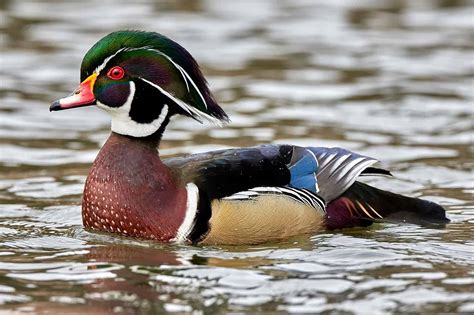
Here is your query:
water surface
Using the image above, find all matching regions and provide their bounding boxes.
[0,0,473,313]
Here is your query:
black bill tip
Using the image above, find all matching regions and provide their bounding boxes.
[50,100,62,112]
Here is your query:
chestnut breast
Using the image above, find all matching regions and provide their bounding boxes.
[82,133,187,241]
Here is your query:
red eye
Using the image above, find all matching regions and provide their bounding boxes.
[107,66,125,80]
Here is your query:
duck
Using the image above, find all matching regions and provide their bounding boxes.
[50,30,449,245]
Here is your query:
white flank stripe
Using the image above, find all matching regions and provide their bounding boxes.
[228,186,326,215]
[172,183,199,243]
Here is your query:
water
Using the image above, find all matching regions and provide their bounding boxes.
[1,0,473,313]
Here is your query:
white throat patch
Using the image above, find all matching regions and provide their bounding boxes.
[97,81,169,137]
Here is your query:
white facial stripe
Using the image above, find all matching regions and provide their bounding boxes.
[172,183,199,243]
[97,81,170,137]
[93,45,211,110]
[96,46,208,109]
[144,48,208,109]
[139,77,192,116]
[139,77,223,126]
[152,50,190,92]
[95,48,127,74]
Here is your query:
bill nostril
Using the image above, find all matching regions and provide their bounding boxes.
[69,88,81,96]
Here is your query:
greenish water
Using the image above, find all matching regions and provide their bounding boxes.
[0,0,473,314]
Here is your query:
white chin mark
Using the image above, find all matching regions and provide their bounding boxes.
[97,81,169,137]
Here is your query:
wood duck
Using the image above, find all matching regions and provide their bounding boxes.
[50,30,449,245]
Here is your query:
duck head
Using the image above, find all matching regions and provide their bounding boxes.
[50,30,228,137]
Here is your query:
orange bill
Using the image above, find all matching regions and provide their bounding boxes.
[50,73,97,111]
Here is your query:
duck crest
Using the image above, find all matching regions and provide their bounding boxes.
[81,30,229,125]
[82,133,188,241]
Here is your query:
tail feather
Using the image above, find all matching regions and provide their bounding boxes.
[360,167,393,177]
[326,181,449,229]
